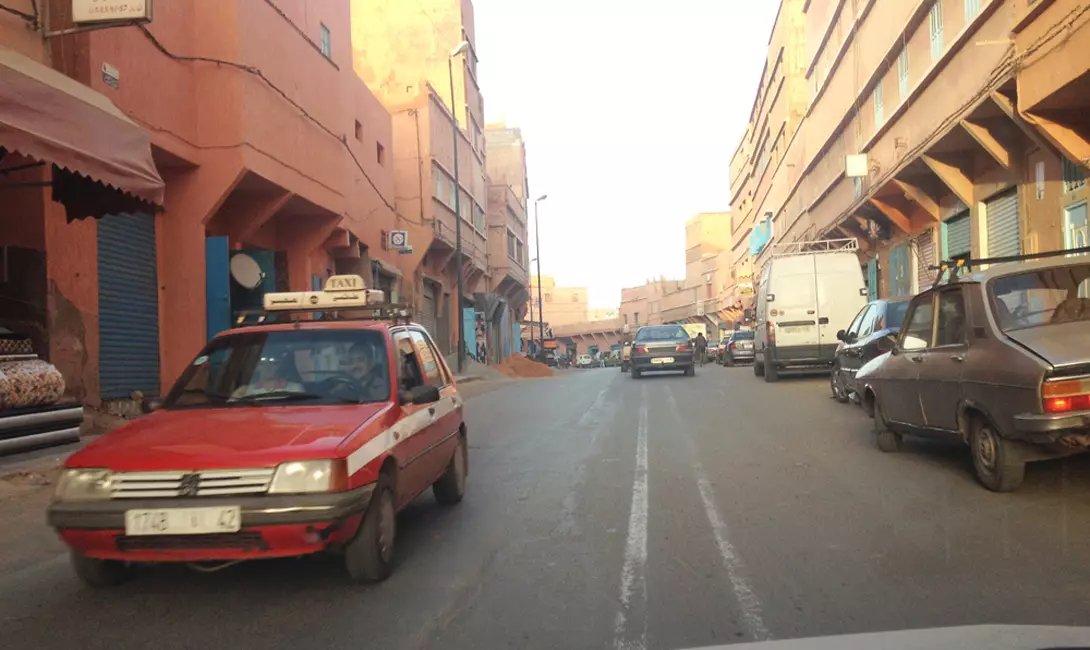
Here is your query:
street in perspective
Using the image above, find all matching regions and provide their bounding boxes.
[3,1,1090,649]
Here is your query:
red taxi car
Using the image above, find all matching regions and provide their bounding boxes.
[48,276,467,586]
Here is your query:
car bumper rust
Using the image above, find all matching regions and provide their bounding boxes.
[49,483,375,562]
[1013,409,1090,446]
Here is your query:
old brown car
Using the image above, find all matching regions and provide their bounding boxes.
[857,254,1090,492]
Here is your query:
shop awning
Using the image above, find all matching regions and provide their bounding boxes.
[0,45,164,221]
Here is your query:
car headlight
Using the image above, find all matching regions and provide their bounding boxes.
[268,460,338,494]
[55,468,113,502]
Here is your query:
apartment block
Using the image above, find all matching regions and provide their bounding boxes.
[732,0,1090,306]
[530,276,590,329]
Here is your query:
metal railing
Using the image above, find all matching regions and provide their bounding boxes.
[770,238,859,258]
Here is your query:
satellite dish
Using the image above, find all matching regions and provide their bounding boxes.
[230,253,265,289]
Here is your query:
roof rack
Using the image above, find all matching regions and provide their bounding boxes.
[770,238,859,258]
[234,304,413,328]
[929,245,1090,289]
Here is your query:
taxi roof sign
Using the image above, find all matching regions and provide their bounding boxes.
[263,275,385,311]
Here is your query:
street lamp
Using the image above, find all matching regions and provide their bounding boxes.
[534,194,548,355]
[449,40,470,373]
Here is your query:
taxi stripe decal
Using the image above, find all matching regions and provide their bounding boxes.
[346,394,461,476]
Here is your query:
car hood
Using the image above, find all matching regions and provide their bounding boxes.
[682,625,1090,650]
[1005,321,1090,369]
[68,404,390,471]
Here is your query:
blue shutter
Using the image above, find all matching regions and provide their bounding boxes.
[867,258,879,301]
[890,243,912,297]
[462,307,477,362]
[97,213,160,398]
[205,237,230,340]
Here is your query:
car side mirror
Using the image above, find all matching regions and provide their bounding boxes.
[879,335,898,354]
[141,396,164,414]
[406,384,440,405]
[836,329,846,342]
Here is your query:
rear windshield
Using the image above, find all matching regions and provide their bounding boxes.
[990,263,1090,331]
[886,301,910,329]
[635,325,688,341]
[730,331,754,340]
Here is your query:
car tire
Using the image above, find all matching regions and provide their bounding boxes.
[830,366,849,403]
[685,365,695,377]
[345,476,396,583]
[753,354,765,377]
[70,551,131,588]
[873,399,902,453]
[433,435,467,506]
[970,418,1025,493]
[763,354,779,383]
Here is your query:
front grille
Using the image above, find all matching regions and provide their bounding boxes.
[111,468,275,499]
[115,532,267,552]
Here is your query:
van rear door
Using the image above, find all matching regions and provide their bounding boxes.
[768,255,821,353]
[814,253,868,360]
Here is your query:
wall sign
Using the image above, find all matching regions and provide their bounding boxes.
[72,0,153,25]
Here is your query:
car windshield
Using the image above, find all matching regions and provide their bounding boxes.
[731,331,755,340]
[990,263,1090,331]
[164,329,390,408]
[635,326,688,341]
[886,301,910,329]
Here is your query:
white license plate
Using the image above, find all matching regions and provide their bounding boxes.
[651,357,674,364]
[125,506,242,536]
[738,342,752,350]
[780,326,810,335]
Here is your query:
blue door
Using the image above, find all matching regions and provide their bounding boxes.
[890,243,912,297]
[867,258,878,301]
[205,237,230,340]
[98,213,160,398]
[463,307,477,361]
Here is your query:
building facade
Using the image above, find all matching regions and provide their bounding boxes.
[528,276,590,330]
[731,0,1090,306]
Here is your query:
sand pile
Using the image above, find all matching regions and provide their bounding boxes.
[496,354,554,379]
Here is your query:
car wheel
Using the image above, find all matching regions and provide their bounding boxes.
[873,398,902,453]
[433,434,467,506]
[753,354,765,377]
[763,354,779,383]
[970,418,1025,493]
[830,367,849,403]
[345,476,396,582]
[70,551,131,588]
[685,365,695,377]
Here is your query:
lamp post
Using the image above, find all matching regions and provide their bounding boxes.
[534,194,548,354]
[527,257,538,354]
[449,40,470,374]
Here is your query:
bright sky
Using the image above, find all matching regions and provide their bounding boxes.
[474,0,781,308]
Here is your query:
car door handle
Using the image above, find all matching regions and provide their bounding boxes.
[909,355,924,363]
[428,407,436,416]
[950,354,965,363]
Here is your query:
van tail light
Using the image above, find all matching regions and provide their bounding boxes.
[767,321,776,344]
[676,344,691,352]
[1043,377,1090,413]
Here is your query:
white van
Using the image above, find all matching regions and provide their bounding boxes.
[753,239,867,382]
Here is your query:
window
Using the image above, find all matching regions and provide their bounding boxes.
[853,176,863,200]
[964,0,981,23]
[990,264,1090,331]
[859,306,881,337]
[354,120,363,142]
[319,24,332,59]
[900,295,935,351]
[873,82,885,128]
[376,142,385,166]
[1063,157,1086,193]
[474,203,486,232]
[634,312,640,326]
[507,231,516,257]
[845,305,871,340]
[516,240,525,265]
[1036,160,1047,199]
[929,1,944,62]
[410,331,447,386]
[897,47,909,100]
[635,325,688,341]
[393,332,425,391]
[935,289,967,346]
[544,293,553,302]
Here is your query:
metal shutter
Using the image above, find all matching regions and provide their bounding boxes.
[915,229,937,290]
[419,283,439,342]
[944,210,971,258]
[97,213,160,398]
[890,243,912,297]
[986,189,1020,258]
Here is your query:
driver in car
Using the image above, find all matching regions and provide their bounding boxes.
[343,341,390,401]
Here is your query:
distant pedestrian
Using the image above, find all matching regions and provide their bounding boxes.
[694,332,707,366]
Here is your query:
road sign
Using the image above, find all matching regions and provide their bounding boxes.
[389,230,408,249]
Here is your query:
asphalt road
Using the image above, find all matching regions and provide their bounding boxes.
[2,366,1090,650]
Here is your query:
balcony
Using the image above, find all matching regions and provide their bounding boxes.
[485,184,529,301]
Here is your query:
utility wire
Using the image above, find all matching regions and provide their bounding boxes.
[136,24,418,227]
[0,2,36,24]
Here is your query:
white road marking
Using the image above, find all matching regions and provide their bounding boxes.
[614,386,649,650]
[576,385,610,428]
[667,389,772,642]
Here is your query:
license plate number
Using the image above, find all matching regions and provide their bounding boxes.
[739,342,752,350]
[125,506,242,536]
[780,326,810,335]
[651,357,674,364]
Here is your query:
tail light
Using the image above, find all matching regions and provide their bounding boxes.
[635,346,648,354]
[767,321,776,344]
[676,344,691,352]
[1043,377,1090,413]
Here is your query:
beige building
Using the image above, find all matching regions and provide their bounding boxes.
[485,124,531,311]
[732,0,1090,305]
[529,276,590,329]
[685,212,732,292]
[619,278,685,329]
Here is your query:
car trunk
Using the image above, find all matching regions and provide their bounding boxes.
[1004,321,1090,369]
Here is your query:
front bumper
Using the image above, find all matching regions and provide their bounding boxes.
[49,483,375,562]
[1013,409,1090,445]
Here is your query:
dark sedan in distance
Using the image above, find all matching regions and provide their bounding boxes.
[830,297,911,404]
[631,325,696,378]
